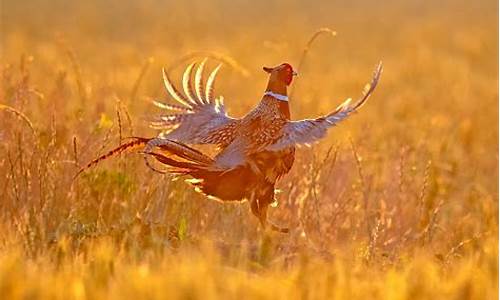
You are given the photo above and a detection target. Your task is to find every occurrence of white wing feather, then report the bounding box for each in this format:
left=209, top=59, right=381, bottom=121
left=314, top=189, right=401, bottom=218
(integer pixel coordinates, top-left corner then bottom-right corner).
left=266, top=62, right=383, bottom=151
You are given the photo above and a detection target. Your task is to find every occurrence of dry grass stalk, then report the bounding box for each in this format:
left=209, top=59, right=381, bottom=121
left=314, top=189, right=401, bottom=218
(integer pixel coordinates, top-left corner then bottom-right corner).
left=290, top=27, right=336, bottom=98
left=0, top=2, right=496, bottom=297
left=0, top=104, right=36, bottom=136
left=418, top=160, right=433, bottom=237
left=114, top=95, right=134, bottom=136
left=72, top=136, right=79, bottom=168
left=130, top=57, right=154, bottom=103
left=56, top=37, right=87, bottom=104
left=167, top=51, right=250, bottom=77
left=349, top=137, right=373, bottom=242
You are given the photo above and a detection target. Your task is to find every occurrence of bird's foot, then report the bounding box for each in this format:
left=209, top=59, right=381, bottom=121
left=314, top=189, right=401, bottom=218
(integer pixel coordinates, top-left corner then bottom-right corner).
left=268, top=221, right=289, bottom=233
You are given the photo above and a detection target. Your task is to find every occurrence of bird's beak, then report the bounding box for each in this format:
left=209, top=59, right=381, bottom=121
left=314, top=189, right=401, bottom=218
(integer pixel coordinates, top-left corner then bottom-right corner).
left=292, top=71, right=298, bottom=76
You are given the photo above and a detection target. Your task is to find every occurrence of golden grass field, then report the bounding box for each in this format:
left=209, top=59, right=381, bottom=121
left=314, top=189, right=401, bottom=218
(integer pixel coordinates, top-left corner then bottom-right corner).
left=0, top=0, right=498, bottom=299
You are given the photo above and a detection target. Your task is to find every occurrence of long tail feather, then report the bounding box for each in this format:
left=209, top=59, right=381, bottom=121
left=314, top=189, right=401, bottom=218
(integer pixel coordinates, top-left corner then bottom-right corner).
left=144, top=138, right=214, bottom=166
left=164, top=139, right=214, bottom=165
left=146, top=152, right=204, bottom=170
left=143, top=138, right=214, bottom=175
left=74, top=137, right=152, bottom=179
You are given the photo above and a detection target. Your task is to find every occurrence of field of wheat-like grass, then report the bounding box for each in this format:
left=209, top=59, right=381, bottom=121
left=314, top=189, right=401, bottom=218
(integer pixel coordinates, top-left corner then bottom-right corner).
left=0, top=0, right=498, bottom=299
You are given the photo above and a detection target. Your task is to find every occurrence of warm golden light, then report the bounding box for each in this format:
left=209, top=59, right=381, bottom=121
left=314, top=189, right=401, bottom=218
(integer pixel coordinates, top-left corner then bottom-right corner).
left=0, top=0, right=497, bottom=299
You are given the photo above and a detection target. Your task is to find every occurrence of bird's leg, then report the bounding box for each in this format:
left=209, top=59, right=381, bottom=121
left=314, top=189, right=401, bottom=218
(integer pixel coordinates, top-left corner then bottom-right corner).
left=250, top=197, right=289, bottom=234
left=250, top=197, right=267, bottom=228
left=268, top=220, right=289, bottom=234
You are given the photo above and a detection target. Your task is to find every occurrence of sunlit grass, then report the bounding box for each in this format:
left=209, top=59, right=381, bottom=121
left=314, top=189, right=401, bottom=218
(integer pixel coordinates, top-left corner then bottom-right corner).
left=0, top=0, right=498, bottom=299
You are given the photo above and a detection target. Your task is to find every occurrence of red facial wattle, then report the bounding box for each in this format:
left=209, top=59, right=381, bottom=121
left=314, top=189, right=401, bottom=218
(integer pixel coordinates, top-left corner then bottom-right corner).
left=285, top=72, right=293, bottom=85
left=281, top=63, right=294, bottom=85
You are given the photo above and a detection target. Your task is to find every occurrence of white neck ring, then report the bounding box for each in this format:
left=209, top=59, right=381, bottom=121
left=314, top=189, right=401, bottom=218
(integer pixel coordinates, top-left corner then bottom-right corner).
left=264, top=91, right=288, bottom=102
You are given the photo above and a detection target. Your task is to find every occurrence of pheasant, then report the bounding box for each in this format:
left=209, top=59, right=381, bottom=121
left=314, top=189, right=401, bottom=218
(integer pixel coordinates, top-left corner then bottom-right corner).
left=79, top=58, right=383, bottom=232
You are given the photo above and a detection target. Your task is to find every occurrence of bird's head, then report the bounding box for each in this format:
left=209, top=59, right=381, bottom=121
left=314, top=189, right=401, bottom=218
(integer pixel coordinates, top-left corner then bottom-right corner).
left=263, top=63, right=297, bottom=86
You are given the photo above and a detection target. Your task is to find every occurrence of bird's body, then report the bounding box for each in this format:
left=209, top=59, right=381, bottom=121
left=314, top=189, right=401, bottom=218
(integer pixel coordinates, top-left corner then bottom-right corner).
left=79, top=58, right=382, bottom=232
left=158, top=67, right=298, bottom=231
left=215, top=96, right=291, bottom=168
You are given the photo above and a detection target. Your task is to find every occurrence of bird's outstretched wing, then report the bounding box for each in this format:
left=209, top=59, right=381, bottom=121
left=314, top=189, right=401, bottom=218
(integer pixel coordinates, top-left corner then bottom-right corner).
left=151, top=59, right=239, bottom=146
left=266, top=62, right=383, bottom=151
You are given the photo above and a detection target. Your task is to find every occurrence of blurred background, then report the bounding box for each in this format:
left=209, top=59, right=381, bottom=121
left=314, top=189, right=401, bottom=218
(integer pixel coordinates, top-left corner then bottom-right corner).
left=0, top=0, right=498, bottom=298
left=2, top=0, right=497, bottom=117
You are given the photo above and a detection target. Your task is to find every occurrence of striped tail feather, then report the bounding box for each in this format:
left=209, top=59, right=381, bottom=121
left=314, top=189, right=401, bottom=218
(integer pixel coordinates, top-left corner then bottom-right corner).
left=75, top=136, right=216, bottom=179
left=142, top=138, right=215, bottom=174
left=144, top=138, right=213, bottom=165
left=74, top=137, right=152, bottom=179
left=145, top=152, right=203, bottom=174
